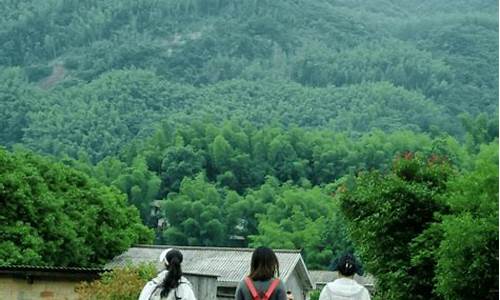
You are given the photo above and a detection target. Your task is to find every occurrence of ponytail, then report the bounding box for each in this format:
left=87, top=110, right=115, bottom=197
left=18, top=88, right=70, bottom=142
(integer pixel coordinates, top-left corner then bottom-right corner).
left=160, top=249, right=183, bottom=297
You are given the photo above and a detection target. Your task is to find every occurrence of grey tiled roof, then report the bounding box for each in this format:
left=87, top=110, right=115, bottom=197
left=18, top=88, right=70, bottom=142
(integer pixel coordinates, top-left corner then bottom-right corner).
left=107, top=244, right=312, bottom=288
left=309, top=270, right=336, bottom=284
left=309, top=270, right=375, bottom=286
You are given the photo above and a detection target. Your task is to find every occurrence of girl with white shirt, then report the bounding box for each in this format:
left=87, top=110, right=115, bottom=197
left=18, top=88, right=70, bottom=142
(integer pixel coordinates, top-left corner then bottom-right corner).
left=319, top=254, right=370, bottom=300
left=139, top=248, right=197, bottom=300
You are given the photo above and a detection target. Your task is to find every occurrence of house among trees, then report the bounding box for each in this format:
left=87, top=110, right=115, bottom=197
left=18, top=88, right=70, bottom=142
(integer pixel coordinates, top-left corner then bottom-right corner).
left=108, top=245, right=314, bottom=300
left=149, top=200, right=168, bottom=229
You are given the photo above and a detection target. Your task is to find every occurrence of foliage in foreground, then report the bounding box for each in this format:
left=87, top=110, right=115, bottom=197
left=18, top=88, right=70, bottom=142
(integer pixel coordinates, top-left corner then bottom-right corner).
left=76, top=264, right=156, bottom=300
left=339, top=142, right=498, bottom=300
left=434, top=143, right=499, bottom=299
left=309, top=290, right=320, bottom=300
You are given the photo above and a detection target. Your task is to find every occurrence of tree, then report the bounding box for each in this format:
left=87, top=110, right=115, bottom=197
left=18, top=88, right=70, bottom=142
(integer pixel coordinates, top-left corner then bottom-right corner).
left=0, top=68, right=38, bottom=146
left=338, top=153, right=452, bottom=299
left=249, top=181, right=352, bottom=269
left=160, top=174, right=232, bottom=246
left=435, top=142, right=498, bottom=299
left=0, top=148, right=153, bottom=266
left=160, top=145, right=204, bottom=193
left=210, top=135, right=233, bottom=172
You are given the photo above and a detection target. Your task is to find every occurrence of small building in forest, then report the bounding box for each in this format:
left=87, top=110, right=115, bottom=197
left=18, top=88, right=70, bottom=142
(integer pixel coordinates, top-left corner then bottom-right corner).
left=108, top=244, right=314, bottom=300
left=0, top=265, right=104, bottom=300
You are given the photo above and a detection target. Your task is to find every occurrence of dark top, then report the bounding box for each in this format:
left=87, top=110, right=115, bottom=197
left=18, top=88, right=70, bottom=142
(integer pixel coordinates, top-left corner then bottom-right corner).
left=235, top=278, right=287, bottom=300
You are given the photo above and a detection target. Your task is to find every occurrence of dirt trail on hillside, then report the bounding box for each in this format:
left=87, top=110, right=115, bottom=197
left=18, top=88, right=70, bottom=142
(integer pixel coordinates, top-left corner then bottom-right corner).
left=40, top=64, right=66, bottom=89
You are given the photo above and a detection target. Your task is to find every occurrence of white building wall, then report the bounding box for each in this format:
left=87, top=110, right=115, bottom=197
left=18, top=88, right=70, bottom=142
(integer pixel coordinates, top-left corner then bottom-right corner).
left=184, top=274, right=218, bottom=300
left=285, top=269, right=305, bottom=300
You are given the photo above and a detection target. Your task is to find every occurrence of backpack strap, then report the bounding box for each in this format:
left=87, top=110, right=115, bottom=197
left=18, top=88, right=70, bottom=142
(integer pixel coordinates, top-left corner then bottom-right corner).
left=245, top=277, right=260, bottom=300
left=263, top=278, right=281, bottom=300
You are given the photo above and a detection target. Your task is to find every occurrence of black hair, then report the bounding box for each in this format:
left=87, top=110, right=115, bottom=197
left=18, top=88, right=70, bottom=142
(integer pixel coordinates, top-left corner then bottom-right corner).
left=161, top=249, right=183, bottom=298
left=337, top=253, right=357, bottom=277
left=249, top=247, right=280, bottom=281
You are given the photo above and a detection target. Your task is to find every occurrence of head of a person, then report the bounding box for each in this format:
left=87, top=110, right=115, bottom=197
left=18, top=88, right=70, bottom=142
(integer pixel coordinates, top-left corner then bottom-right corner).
left=336, top=253, right=357, bottom=277
left=159, top=248, right=183, bottom=297
left=249, top=246, right=280, bottom=281
left=286, top=290, right=294, bottom=300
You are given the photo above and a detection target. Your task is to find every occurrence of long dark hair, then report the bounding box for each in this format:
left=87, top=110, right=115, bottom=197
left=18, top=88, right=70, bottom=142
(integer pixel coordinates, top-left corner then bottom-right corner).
left=160, top=249, right=183, bottom=297
left=249, top=247, right=280, bottom=281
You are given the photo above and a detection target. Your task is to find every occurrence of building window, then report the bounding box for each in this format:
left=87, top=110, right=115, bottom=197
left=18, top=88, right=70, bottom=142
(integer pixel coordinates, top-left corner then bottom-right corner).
left=217, top=286, right=236, bottom=298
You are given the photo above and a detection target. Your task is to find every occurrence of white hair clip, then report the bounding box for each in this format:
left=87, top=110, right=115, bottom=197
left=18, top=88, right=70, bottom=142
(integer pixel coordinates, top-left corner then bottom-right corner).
left=159, top=248, right=173, bottom=266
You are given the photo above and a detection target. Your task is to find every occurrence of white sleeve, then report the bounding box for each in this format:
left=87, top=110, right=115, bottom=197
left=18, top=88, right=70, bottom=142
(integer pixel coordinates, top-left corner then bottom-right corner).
left=318, top=286, right=330, bottom=300
left=184, top=285, right=197, bottom=300
left=138, top=271, right=166, bottom=300
left=362, top=288, right=371, bottom=300
left=180, top=280, right=197, bottom=300
left=138, top=280, right=158, bottom=300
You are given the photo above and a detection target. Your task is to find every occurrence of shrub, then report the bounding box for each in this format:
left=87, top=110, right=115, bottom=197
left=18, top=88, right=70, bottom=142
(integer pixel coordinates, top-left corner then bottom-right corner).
left=76, top=264, right=156, bottom=300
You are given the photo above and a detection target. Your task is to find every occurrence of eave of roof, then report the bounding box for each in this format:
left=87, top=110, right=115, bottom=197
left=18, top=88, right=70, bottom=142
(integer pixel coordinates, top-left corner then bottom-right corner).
left=0, top=265, right=108, bottom=281
left=0, top=265, right=109, bottom=273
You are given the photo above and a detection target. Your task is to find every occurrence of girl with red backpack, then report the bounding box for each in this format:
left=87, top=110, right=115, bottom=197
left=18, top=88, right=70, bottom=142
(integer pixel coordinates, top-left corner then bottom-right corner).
left=235, top=247, right=287, bottom=300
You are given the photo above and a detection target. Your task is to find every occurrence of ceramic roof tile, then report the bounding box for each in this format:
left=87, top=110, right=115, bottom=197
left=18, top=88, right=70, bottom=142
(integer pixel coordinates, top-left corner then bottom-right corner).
left=107, top=245, right=304, bottom=284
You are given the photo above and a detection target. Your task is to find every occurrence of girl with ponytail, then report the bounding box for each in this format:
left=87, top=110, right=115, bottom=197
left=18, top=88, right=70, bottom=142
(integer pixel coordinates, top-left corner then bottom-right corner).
left=139, top=248, right=197, bottom=300
left=319, top=253, right=370, bottom=300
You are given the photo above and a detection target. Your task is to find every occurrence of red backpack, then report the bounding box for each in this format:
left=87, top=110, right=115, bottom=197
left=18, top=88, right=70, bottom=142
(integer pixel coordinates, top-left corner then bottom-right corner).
left=244, top=277, right=281, bottom=300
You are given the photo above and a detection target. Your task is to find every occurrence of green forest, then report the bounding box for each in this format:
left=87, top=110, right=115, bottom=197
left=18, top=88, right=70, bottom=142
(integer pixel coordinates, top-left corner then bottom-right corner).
left=0, top=0, right=498, bottom=299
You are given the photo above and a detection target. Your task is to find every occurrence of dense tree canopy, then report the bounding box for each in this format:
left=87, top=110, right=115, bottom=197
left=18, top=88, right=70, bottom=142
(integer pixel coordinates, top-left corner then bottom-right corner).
left=0, top=148, right=152, bottom=266
left=0, top=0, right=497, bottom=162
left=434, top=143, right=498, bottom=299
left=338, top=142, right=498, bottom=299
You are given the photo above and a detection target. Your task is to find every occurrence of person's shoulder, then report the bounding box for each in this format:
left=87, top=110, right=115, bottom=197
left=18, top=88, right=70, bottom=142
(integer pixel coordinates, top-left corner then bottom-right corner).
left=274, top=279, right=287, bottom=299
left=361, top=286, right=371, bottom=298
left=269, top=277, right=286, bottom=295
left=152, top=270, right=168, bottom=284
left=236, top=278, right=248, bottom=289
left=180, top=276, right=195, bottom=289
left=180, top=276, right=191, bottom=284
left=276, top=278, right=286, bottom=290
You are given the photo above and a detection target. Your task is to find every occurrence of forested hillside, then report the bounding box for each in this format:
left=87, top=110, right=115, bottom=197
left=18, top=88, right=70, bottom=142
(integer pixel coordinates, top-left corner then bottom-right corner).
left=1, top=0, right=498, bottom=157
left=0, top=0, right=498, bottom=299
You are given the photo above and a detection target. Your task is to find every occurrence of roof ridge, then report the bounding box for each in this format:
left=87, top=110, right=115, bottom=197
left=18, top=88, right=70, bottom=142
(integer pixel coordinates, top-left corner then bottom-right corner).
left=0, top=265, right=108, bottom=271
left=133, top=244, right=302, bottom=253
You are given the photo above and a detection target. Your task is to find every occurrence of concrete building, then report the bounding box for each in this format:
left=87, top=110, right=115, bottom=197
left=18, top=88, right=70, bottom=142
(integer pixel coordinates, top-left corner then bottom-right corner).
left=0, top=265, right=103, bottom=300
left=108, top=244, right=314, bottom=300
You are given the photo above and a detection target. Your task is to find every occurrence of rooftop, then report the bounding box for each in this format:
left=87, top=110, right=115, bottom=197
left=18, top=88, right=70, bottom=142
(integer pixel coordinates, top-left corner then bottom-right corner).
left=0, top=265, right=108, bottom=281
left=309, top=270, right=375, bottom=287
left=0, top=265, right=108, bottom=272
left=107, top=244, right=312, bottom=288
